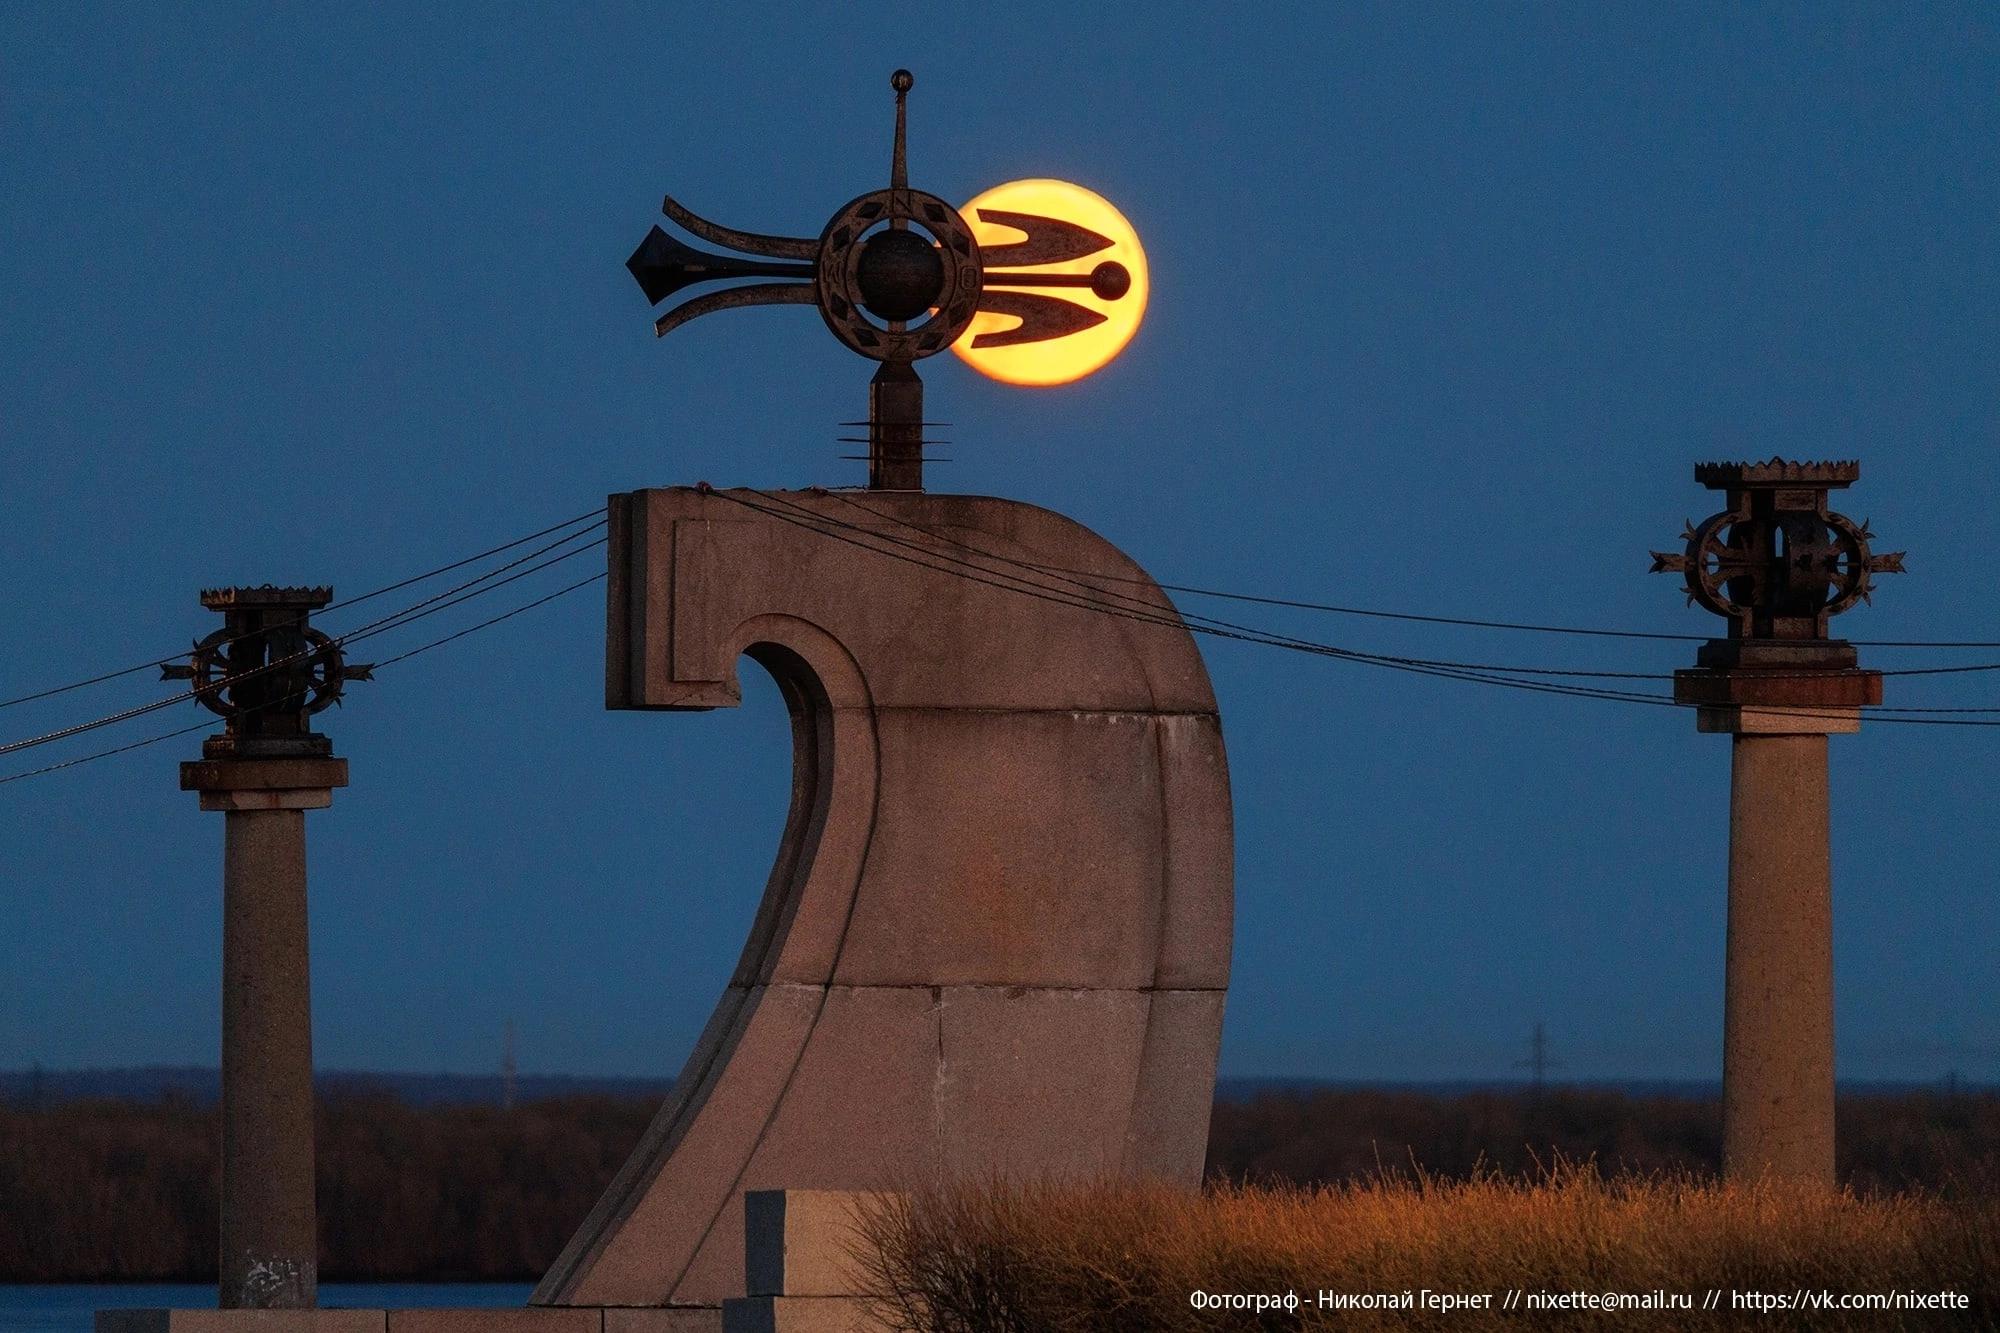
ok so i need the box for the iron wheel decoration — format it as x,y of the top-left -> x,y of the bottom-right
1649,459 -> 1905,641
160,587 -> 373,754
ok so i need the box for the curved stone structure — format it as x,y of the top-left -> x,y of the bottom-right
534,487 -> 1233,1308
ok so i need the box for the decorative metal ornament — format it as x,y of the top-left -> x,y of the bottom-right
1649,459 -> 1905,640
162,586 -> 373,756
625,75 -> 965,359
624,69 -> 1143,489
815,186 -> 982,360
950,179 -> 1149,386
169,623 -> 365,720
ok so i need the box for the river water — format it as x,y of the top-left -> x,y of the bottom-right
0,1285 -> 535,1331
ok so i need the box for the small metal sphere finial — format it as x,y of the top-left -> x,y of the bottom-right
889,69 -> 913,192
1091,261 -> 1132,301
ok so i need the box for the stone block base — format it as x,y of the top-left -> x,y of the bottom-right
97,1311 -> 723,1333
1697,703 -> 1861,735
98,1316 -> 384,1333
720,1298 -> 891,1333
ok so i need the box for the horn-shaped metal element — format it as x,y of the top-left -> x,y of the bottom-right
965,290 -> 1108,349
969,206 -> 1132,344
626,224 -> 818,336
626,226 -> 814,305
973,209 -> 1115,268
661,196 -> 818,261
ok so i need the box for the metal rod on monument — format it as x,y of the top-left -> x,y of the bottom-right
1650,460 -> 1904,1186
868,360 -> 925,490
162,585 -> 373,1308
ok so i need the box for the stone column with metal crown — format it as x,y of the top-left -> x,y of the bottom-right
163,586 -> 371,1308
1651,460 -> 1903,1185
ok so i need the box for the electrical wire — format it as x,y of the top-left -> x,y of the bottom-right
367,572 -> 606,669
810,490 -> 1685,680
0,506 -> 607,712
9,486 -> 1998,738
11,480 -> 2000,780
811,489 -> 2000,707
720,490 -> 1703,707
0,717 -> 221,788
0,529 -> 606,759
0,571 -> 607,787
815,489 -> 2000,652
718,487 -> 2000,728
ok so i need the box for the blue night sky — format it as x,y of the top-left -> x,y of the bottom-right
1,4 -> 1994,1085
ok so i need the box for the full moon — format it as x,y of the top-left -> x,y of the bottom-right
952,179 -> 1149,387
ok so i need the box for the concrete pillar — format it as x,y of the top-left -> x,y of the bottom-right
219,807 -> 318,1308
1651,459 -> 1900,1187
184,756 -> 347,1309
1722,732 -> 1835,1185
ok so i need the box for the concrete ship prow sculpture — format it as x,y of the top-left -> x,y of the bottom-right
533,486 -> 1235,1307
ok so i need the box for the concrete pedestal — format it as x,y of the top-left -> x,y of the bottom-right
1675,635 -> 1874,1189
97,1312 -> 722,1332
724,1190 -> 892,1333
183,757 -> 347,1309
1722,732 -> 1835,1186
220,807 -> 319,1307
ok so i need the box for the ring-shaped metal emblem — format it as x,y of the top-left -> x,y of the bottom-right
815,189 -> 983,361
184,624 -> 353,719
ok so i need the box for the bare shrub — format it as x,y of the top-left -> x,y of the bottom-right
856,1164 -> 1999,1332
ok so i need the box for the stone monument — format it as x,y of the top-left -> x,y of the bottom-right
531,486 -> 1232,1308
533,67 -> 1234,1312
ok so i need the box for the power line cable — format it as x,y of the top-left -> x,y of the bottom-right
719,488 -> 2000,728
0,507 -> 606,712
0,530 -> 605,759
0,717 -> 221,788
816,489 -> 2000,652
331,534 -> 607,653
0,571 -> 606,788
723,490 -> 1700,707
811,489 -> 2000,705
319,509 -> 604,619
810,490 -> 1687,680
367,572 -> 606,669
785,489 -> 1652,678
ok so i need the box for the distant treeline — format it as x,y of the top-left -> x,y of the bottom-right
1206,1086 -> 2000,1195
2,1088 -> 1994,1282
0,1094 -> 651,1282
0,1067 -> 670,1109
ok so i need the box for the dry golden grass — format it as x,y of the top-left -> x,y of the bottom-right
856,1163 -> 1998,1331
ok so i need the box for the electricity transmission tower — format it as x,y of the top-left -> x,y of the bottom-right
502,1020 -> 518,1112
1515,1021 -> 1564,1091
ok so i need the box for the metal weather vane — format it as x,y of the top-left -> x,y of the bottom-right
625,69 -> 1140,490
